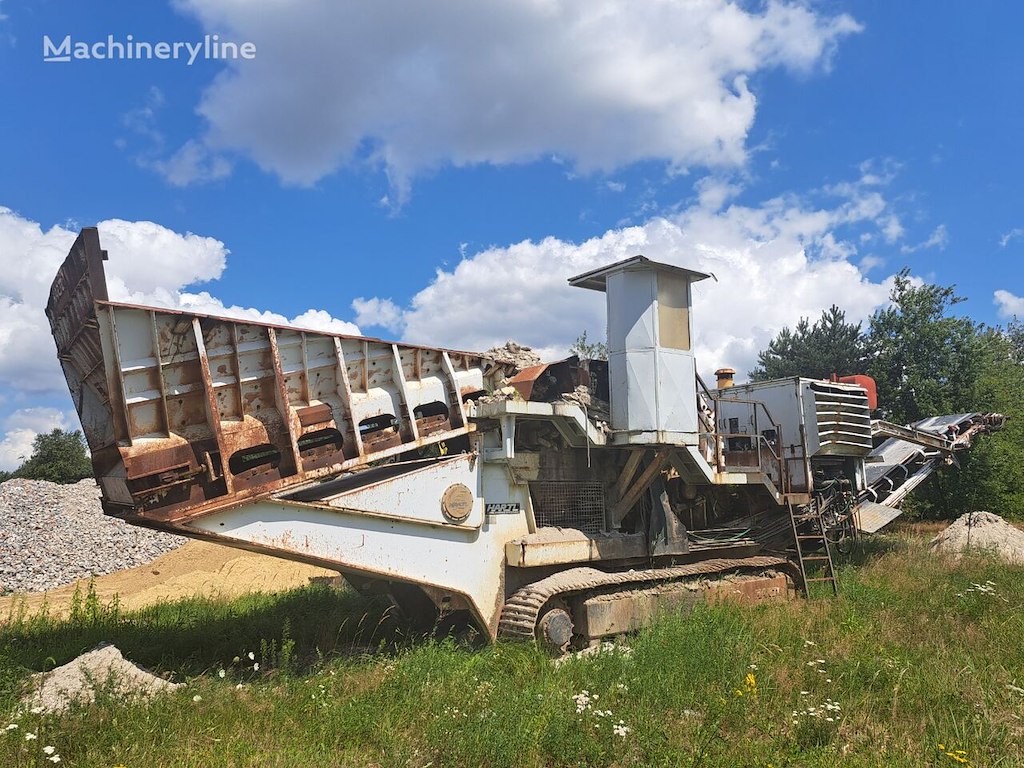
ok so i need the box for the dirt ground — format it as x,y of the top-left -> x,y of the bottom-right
0,541 -> 339,619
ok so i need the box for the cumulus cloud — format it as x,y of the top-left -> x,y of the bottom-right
994,289 -> 1024,319
0,207 -> 361,459
370,172 -> 902,380
166,0 -> 859,197
0,407 -> 73,472
351,297 -> 405,334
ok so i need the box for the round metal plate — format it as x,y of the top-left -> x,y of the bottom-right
441,483 -> 474,522
538,608 -> 574,654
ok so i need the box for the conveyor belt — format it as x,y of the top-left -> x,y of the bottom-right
854,413 -> 1005,533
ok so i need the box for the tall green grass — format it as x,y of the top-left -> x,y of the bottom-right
2,534 -> 1022,767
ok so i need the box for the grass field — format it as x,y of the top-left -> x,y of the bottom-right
1,533 -> 1023,768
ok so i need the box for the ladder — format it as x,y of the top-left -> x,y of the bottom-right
787,499 -> 839,597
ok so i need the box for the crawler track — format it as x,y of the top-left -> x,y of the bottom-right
497,555 -> 792,641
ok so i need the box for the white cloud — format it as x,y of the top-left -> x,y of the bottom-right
0,207 -> 360,400
900,224 -> 948,254
859,254 -> 885,272
999,228 -> 1024,248
994,289 -> 1024,319
168,0 -> 860,198
120,88 -> 232,187
151,139 -> 232,187
878,214 -> 904,243
289,309 -> 361,336
0,407 -> 72,472
351,297 -> 404,334
370,174 -> 900,380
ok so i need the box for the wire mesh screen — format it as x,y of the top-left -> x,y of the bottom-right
529,481 -> 606,533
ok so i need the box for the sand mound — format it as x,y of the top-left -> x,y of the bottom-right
23,643 -> 180,713
929,511 -> 1024,564
0,540 -> 338,620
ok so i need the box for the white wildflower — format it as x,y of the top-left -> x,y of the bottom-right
192,694 -> 202,702
218,669 -> 226,679
25,732 -> 37,741
253,662 -> 260,672
572,690 -> 593,713
248,652 -> 255,660
43,746 -> 56,755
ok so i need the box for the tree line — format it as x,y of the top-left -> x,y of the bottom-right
0,428 -> 92,485
751,269 -> 1024,519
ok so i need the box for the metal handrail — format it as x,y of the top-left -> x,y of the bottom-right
694,380 -> 789,490
716,431 -> 785,489
712,394 -> 783,433
713,394 -> 787,490
695,374 -> 720,467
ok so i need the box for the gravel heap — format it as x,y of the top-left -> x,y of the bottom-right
929,511 -> 1024,564
486,341 -> 542,372
23,643 -> 180,713
0,478 -> 186,595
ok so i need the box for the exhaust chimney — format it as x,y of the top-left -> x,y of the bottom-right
715,367 -> 736,388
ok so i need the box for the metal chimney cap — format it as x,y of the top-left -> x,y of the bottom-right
568,254 -> 714,292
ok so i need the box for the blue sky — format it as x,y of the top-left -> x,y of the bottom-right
0,0 -> 1021,468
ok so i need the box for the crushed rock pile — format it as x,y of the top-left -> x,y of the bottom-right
0,478 -> 185,595
929,511 -> 1024,564
23,643 -> 180,714
561,384 -> 611,421
486,341 -> 542,373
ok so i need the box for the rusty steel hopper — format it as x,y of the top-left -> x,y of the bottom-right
46,228 -> 497,525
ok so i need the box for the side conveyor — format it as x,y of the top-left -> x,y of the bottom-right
853,413 -> 1006,533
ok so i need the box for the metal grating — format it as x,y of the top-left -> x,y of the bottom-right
529,481 -> 606,534
811,382 -> 873,455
